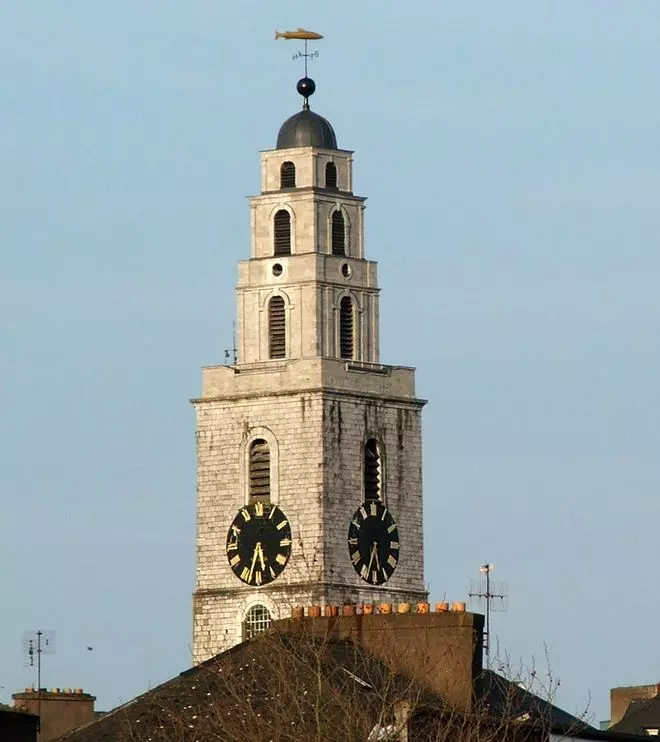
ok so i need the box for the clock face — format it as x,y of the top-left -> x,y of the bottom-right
347,501 -> 400,585
226,502 -> 292,586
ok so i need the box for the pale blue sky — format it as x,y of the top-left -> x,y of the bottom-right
1,1 -> 659,722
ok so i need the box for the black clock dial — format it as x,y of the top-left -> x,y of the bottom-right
226,502 -> 292,586
347,501 -> 400,585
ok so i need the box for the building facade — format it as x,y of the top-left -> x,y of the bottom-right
192,77 -> 427,662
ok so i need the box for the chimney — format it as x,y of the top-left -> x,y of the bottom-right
12,688 -> 96,741
610,683 -> 660,727
276,602 -> 484,711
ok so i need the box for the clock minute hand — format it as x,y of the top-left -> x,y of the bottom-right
372,542 -> 381,570
257,542 -> 266,570
366,542 -> 377,574
248,543 -> 261,583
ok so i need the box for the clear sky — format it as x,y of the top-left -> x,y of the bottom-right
1,0 -> 658,723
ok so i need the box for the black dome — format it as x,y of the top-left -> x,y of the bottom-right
276,109 -> 337,150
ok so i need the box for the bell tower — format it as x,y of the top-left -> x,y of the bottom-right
192,76 -> 427,663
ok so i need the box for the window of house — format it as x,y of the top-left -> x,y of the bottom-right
339,296 -> 354,360
249,439 -> 270,502
280,161 -> 296,189
244,604 -> 272,639
268,296 -> 286,359
364,438 -> 382,501
274,210 -> 291,255
325,162 -> 338,189
331,211 -> 346,256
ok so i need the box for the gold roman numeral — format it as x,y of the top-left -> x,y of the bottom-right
351,550 -> 361,565
254,501 -> 264,517
387,555 -> 397,569
255,571 -> 262,586
348,537 -> 358,546
240,567 -> 250,581
390,541 -> 400,549
241,508 -> 251,522
387,523 -> 397,533
359,506 -> 367,519
360,564 -> 369,579
369,502 -> 377,516
229,554 -> 241,567
280,538 -> 292,547
275,553 -> 287,565
276,519 -> 289,531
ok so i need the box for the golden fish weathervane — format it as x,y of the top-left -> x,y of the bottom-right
275,28 -> 324,79
275,28 -> 323,41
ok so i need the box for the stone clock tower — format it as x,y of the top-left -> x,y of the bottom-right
192,76 -> 427,663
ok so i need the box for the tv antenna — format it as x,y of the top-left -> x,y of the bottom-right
22,630 -> 56,731
223,321 -> 237,366
468,564 -> 507,665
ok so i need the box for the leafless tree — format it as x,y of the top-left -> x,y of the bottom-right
79,619 -> 592,742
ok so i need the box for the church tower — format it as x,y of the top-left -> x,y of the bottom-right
192,75 -> 427,662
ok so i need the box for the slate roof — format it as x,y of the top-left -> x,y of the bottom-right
610,695 -> 660,735
56,631 -> 426,742
476,669 -> 586,730
55,629 -> 601,742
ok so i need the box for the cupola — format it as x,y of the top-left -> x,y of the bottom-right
276,77 -> 338,150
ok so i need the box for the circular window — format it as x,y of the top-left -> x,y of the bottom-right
341,263 -> 352,279
244,604 -> 272,639
272,263 -> 283,277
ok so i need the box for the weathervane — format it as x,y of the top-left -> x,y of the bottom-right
275,28 -> 324,100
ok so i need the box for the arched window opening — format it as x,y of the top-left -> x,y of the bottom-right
339,296 -> 354,360
331,211 -> 346,256
244,604 -> 271,639
274,210 -> 291,256
268,296 -> 286,359
280,161 -> 296,189
325,162 -> 338,189
249,439 -> 270,502
364,439 -> 382,502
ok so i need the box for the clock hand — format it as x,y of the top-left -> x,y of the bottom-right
366,542 -> 377,574
248,542 -> 261,583
372,542 -> 381,570
257,542 -> 266,570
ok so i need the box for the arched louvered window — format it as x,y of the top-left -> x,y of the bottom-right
244,604 -> 271,639
339,296 -> 354,360
364,439 -> 382,502
325,162 -> 338,189
274,210 -> 291,256
280,161 -> 296,189
268,296 -> 286,359
331,211 -> 346,256
249,439 -> 270,502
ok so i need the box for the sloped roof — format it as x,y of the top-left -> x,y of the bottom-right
56,632 -> 422,742
55,628 -> 601,742
610,695 -> 660,735
476,669 -> 587,730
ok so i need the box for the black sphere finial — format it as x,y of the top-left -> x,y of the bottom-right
297,77 -> 316,109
